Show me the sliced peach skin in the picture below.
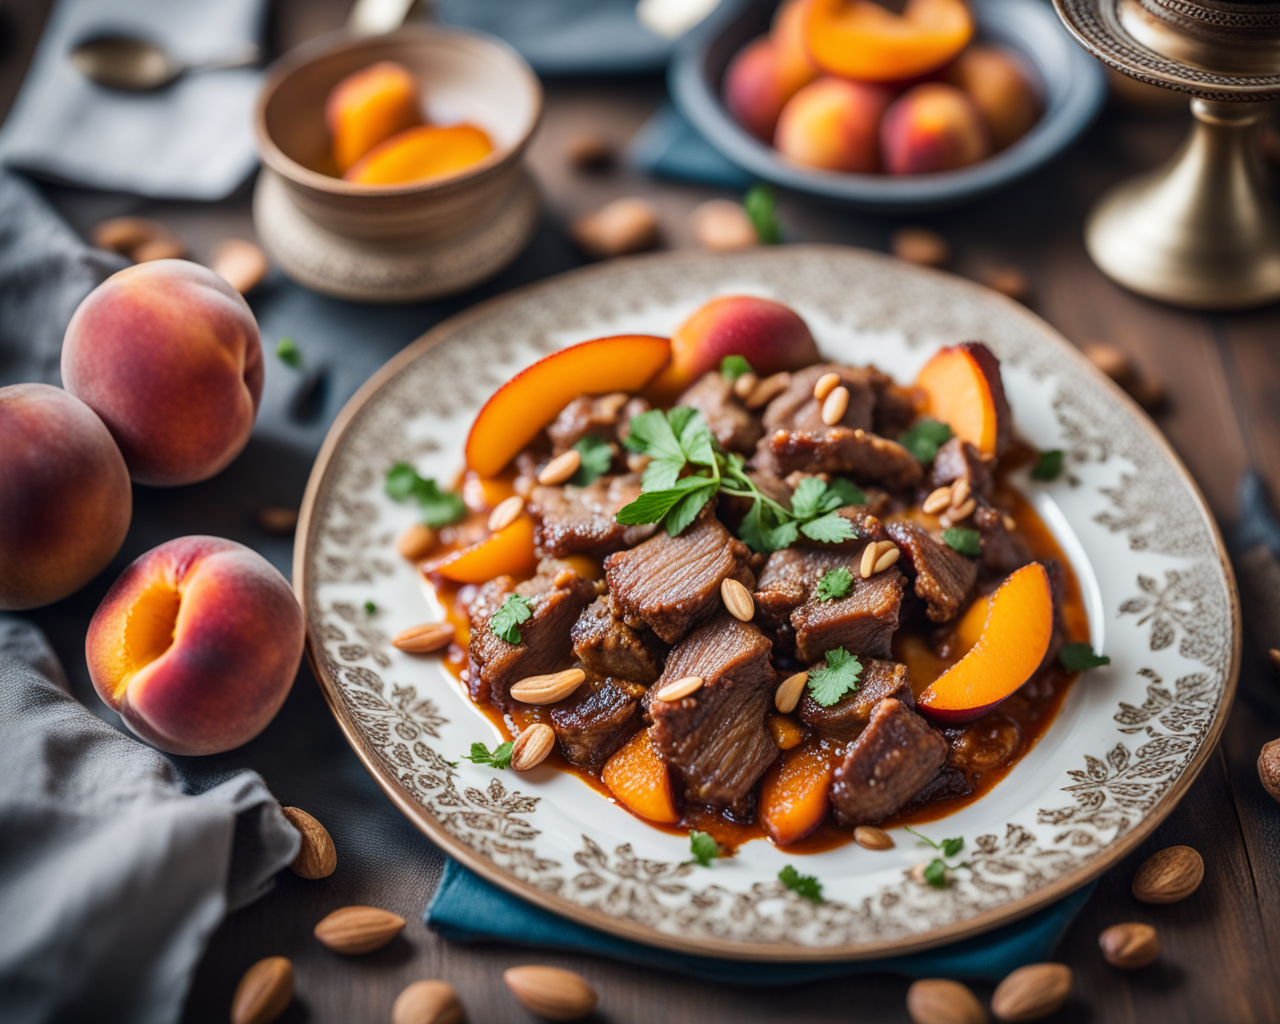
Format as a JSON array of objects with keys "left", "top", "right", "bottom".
[
  {"left": 917, "top": 562, "right": 1053, "bottom": 724},
  {"left": 423, "top": 515, "right": 537, "bottom": 584},
  {"left": 914, "top": 341, "right": 1011, "bottom": 458},
  {"left": 602, "top": 727, "right": 680, "bottom": 824},
  {"left": 344, "top": 124, "right": 494, "bottom": 186},
  {"left": 759, "top": 740, "right": 834, "bottom": 845},
  {"left": 465, "top": 335, "right": 671, "bottom": 477},
  {"left": 804, "top": 0, "right": 974, "bottom": 83}
]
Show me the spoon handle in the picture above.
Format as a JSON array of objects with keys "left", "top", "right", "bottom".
[{"left": 191, "top": 42, "right": 261, "bottom": 73}]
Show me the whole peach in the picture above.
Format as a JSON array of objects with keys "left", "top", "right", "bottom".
[
  {"left": 86, "top": 536, "right": 303, "bottom": 755},
  {"left": 774, "top": 77, "right": 891, "bottom": 173},
  {"left": 725, "top": 37, "right": 801, "bottom": 143},
  {"left": 0, "top": 384, "right": 132, "bottom": 610},
  {"left": 62, "top": 259, "right": 263, "bottom": 487},
  {"left": 945, "top": 46, "right": 1039, "bottom": 151},
  {"left": 881, "top": 82, "right": 991, "bottom": 175}
]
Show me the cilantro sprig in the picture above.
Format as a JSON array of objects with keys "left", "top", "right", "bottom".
[
  {"left": 489, "top": 594, "right": 533, "bottom": 645},
  {"left": 899, "top": 418, "right": 953, "bottom": 464},
  {"left": 906, "top": 827, "right": 966, "bottom": 888},
  {"left": 942, "top": 527, "right": 982, "bottom": 558},
  {"left": 386, "top": 462, "right": 467, "bottom": 528},
  {"left": 571, "top": 436, "right": 615, "bottom": 486},
  {"left": 688, "top": 830, "right": 720, "bottom": 867},
  {"left": 816, "top": 566, "right": 854, "bottom": 602},
  {"left": 778, "top": 864, "right": 823, "bottom": 903},
  {"left": 461, "top": 740, "right": 514, "bottom": 769},
  {"left": 720, "top": 354, "right": 754, "bottom": 381},
  {"left": 1031, "top": 449, "right": 1064, "bottom": 481},
  {"left": 807, "top": 647, "right": 862, "bottom": 707},
  {"left": 1059, "top": 642, "right": 1110, "bottom": 671}
]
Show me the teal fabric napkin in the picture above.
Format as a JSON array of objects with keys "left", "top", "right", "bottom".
[
  {"left": 627, "top": 102, "right": 755, "bottom": 189},
  {"left": 427, "top": 858, "right": 1096, "bottom": 982}
]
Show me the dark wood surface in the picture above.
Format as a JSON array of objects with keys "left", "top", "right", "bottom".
[{"left": 5, "top": 0, "right": 1280, "bottom": 1021}]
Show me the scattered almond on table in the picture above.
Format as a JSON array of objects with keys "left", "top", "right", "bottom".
[
  {"left": 1099, "top": 921, "right": 1160, "bottom": 969},
  {"left": 255, "top": 506, "right": 299, "bottom": 535},
  {"left": 1258, "top": 738, "right": 1280, "bottom": 803},
  {"left": 689, "top": 199, "right": 758, "bottom": 250},
  {"left": 1270, "top": 648, "right": 1280, "bottom": 677},
  {"left": 281, "top": 806, "right": 337, "bottom": 879},
  {"left": 906, "top": 977, "right": 988, "bottom": 1024},
  {"left": 1082, "top": 341, "right": 1166, "bottom": 412},
  {"left": 230, "top": 956, "right": 293, "bottom": 1024},
  {"left": 572, "top": 197, "right": 660, "bottom": 259},
  {"left": 392, "top": 979, "right": 466, "bottom": 1024},
  {"left": 892, "top": 227, "right": 950, "bottom": 267},
  {"left": 503, "top": 965, "right": 598, "bottom": 1021},
  {"left": 92, "top": 216, "right": 186, "bottom": 263},
  {"left": 313, "top": 905, "right": 406, "bottom": 954},
  {"left": 565, "top": 132, "right": 615, "bottom": 172},
  {"left": 212, "top": 238, "right": 269, "bottom": 294},
  {"left": 990, "top": 962, "right": 1072, "bottom": 1022},
  {"left": 981, "top": 267, "right": 1031, "bottom": 303},
  {"left": 1132, "top": 845, "right": 1203, "bottom": 904}
]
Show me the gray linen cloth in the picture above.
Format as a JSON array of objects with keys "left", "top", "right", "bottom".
[{"left": 0, "top": 0, "right": 265, "bottom": 200}]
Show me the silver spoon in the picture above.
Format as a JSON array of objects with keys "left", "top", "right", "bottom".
[{"left": 70, "top": 34, "right": 260, "bottom": 91}]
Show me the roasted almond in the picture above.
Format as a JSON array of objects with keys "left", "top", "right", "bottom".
[
  {"left": 281, "top": 806, "right": 337, "bottom": 879},
  {"left": 503, "top": 965, "right": 598, "bottom": 1020},
  {"left": 1132, "top": 845, "right": 1203, "bottom": 904},
  {"left": 511, "top": 723, "right": 556, "bottom": 771},
  {"left": 689, "top": 198, "right": 758, "bottom": 251},
  {"left": 538, "top": 449, "right": 581, "bottom": 486},
  {"left": 1099, "top": 921, "right": 1160, "bottom": 969},
  {"left": 1258, "top": 738, "right": 1280, "bottom": 803},
  {"left": 92, "top": 216, "right": 167, "bottom": 254},
  {"left": 891, "top": 226, "right": 950, "bottom": 268},
  {"left": 212, "top": 238, "right": 268, "bottom": 294},
  {"left": 393, "top": 622, "right": 456, "bottom": 654},
  {"left": 775, "top": 671, "right": 808, "bottom": 713},
  {"left": 950, "top": 477, "right": 971, "bottom": 508},
  {"left": 392, "top": 979, "right": 465, "bottom": 1024},
  {"left": 487, "top": 495, "right": 525, "bottom": 532},
  {"left": 133, "top": 235, "right": 186, "bottom": 262},
  {"left": 813, "top": 371, "right": 842, "bottom": 402},
  {"left": 949, "top": 498, "right": 976, "bottom": 522},
  {"left": 510, "top": 668, "right": 586, "bottom": 705},
  {"left": 398, "top": 523, "right": 438, "bottom": 561},
  {"left": 922, "top": 486, "right": 953, "bottom": 514},
  {"left": 860, "top": 542, "right": 879, "bottom": 579},
  {"left": 313, "top": 905, "right": 405, "bottom": 954},
  {"left": 656, "top": 675, "right": 703, "bottom": 701},
  {"left": 906, "top": 977, "right": 987, "bottom": 1024},
  {"left": 855, "top": 825, "right": 895, "bottom": 851},
  {"left": 991, "top": 963, "right": 1071, "bottom": 1022},
  {"left": 255, "top": 506, "right": 299, "bottom": 535},
  {"left": 821, "top": 385, "right": 849, "bottom": 426},
  {"left": 873, "top": 542, "right": 901, "bottom": 574},
  {"left": 572, "top": 197, "right": 659, "bottom": 259},
  {"left": 721, "top": 577, "right": 755, "bottom": 621},
  {"left": 745, "top": 371, "right": 790, "bottom": 409},
  {"left": 732, "top": 371, "right": 759, "bottom": 400},
  {"left": 1269, "top": 648, "right": 1280, "bottom": 677},
  {"left": 1082, "top": 341, "right": 1135, "bottom": 385},
  {"left": 983, "top": 267, "right": 1031, "bottom": 303},
  {"left": 231, "top": 956, "right": 293, "bottom": 1024}
]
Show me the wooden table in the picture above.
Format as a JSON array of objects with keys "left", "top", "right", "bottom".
[{"left": 5, "top": 1, "right": 1280, "bottom": 1020}]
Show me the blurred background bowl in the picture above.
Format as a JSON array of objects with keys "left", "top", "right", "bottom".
[
  {"left": 254, "top": 26, "right": 542, "bottom": 302},
  {"left": 670, "top": 0, "right": 1106, "bottom": 211}
]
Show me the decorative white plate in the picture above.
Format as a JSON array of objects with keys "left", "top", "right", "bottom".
[{"left": 295, "top": 246, "right": 1239, "bottom": 960}]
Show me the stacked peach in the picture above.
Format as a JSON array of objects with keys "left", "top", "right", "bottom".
[
  {"left": 725, "top": 0, "right": 1040, "bottom": 175},
  {"left": 326, "top": 61, "right": 494, "bottom": 187}
]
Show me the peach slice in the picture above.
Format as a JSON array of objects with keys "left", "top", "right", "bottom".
[
  {"left": 913, "top": 341, "right": 1011, "bottom": 458},
  {"left": 917, "top": 562, "right": 1054, "bottom": 724},
  {"left": 465, "top": 334, "right": 671, "bottom": 477},
  {"left": 602, "top": 727, "right": 681, "bottom": 824},
  {"left": 759, "top": 741, "right": 834, "bottom": 845},
  {"left": 343, "top": 124, "right": 494, "bottom": 187},
  {"left": 423, "top": 515, "right": 537, "bottom": 584},
  {"left": 804, "top": 0, "right": 974, "bottom": 82},
  {"left": 326, "top": 61, "right": 424, "bottom": 172}
]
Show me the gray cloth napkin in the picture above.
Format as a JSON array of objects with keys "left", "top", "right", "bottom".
[
  {"left": 0, "top": 0, "right": 265, "bottom": 200},
  {"left": 0, "top": 616, "right": 300, "bottom": 1024}
]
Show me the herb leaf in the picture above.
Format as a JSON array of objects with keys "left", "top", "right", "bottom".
[
  {"left": 571, "top": 436, "right": 615, "bottom": 486},
  {"left": 790, "top": 477, "right": 830, "bottom": 520},
  {"left": 688, "top": 830, "right": 720, "bottom": 867},
  {"left": 275, "top": 336, "right": 302, "bottom": 369},
  {"left": 942, "top": 836, "right": 964, "bottom": 858},
  {"left": 1059, "top": 642, "right": 1111, "bottom": 671},
  {"left": 363, "top": 600, "right": 377, "bottom": 615},
  {"left": 799, "top": 511, "right": 856, "bottom": 544},
  {"left": 1031, "top": 449, "right": 1064, "bottom": 481},
  {"left": 807, "top": 647, "right": 862, "bottom": 707},
  {"left": 615, "top": 474, "right": 716, "bottom": 526},
  {"left": 461, "top": 740, "right": 514, "bottom": 769},
  {"left": 778, "top": 864, "right": 823, "bottom": 903},
  {"left": 489, "top": 594, "right": 533, "bottom": 645},
  {"left": 385, "top": 462, "right": 467, "bottom": 528},
  {"left": 825, "top": 477, "right": 867, "bottom": 508},
  {"left": 664, "top": 484, "right": 717, "bottom": 536},
  {"left": 942, "top": 527, "right": 982, "bottom": 558},
  {"left": 720, "top": 355, "right": 754, "bottom": 381},
  {"left": 744, "top": 183, "right": 782, "bottom": 245},
  {"left": 816, "top": 567, "right": 854, "bottom": 602},
  {"left": 923, "top": 859, "right": 950, "bottom": 888},
  {"left": 624, "top": 408, "right": 685, "bottom": 462},
  {"left": 899, "top": 418, "right": 953, "bottom": 464}
]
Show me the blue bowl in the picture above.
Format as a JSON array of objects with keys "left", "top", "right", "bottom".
[{"left": 668, "top": 0, "right": 1106, "bottom": 211}]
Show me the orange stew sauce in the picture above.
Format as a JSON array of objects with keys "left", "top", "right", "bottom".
[{"left": 426, "top": 444, "right": 1090, "bottom": 855}]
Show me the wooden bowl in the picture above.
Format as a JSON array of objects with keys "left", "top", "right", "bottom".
[{"left": 253, "top": 27, "right": 542, "bottom": 302}]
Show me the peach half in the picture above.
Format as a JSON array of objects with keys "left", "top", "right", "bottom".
[
  {"left": 86, "top": 536, "right": 304, "bottom": 755},
  {"left": 804, "top": 0, "right": 973, "bottom": 82},
  {"left": 914, "top": 340, "right": 1011, "bottom": 458}
]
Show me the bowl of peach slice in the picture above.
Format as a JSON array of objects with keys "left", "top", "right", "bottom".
[
  {"left": 670, "top": 0, "right": 1106, "bottom": 209},
  {"left": 253, "top": 27, "right": 541, "bottom": 301}
]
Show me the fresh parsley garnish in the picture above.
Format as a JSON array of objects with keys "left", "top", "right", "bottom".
[
  {"left": 363, "top": 600, "right": 377, "bottom": 615},
  {"left": 1031, "top": 449, "right": 1064, "bottom": 481},
  {"left": 571, "top": 436, "right": 614, "bottom": 486},
  {"left": 385, "top": 462, "right": 467, "bottom": 528},
  {"left": 720, "top": 354, "right": 754, "bottom": 381},
  {"left": 489, "top": 594, "right": 533, "bottom": 645},
  {"left": 275, "top": 336, "right": 303, "bottom": 369},
  {"left": 942, "top": 527, "right": 982, "bottom": 558},
  {"left": 744, "top": 183, "right": 782, "bottom": 244},
  {"left": 1059, "top": 642, "right": 1111, "bottom": 671},
  {"left": 899, "top": 418, "right": 953, "bottom": 464},
  {"left": 688, "top": 830, "right": 720, "bottom": 867},
  {"left": 923, "top": 859, "right": 950, "bottom": 888},
  {"left": 906, "top": 827, "right": 966, "bottom": 888},
  {"left": 461, "top": 740, "right": 513, "bottom": 770},
  {"left": 778, "top": 864, "right": 823, "bottom": 903},
  {"left": 807, "top": 647, "right": 862, "bottom": 707},
  {"left": 816, "top": 566, "right": 854, "bottom": 602}
]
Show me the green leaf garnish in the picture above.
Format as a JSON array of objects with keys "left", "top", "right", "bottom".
[
  {"left": 899, "top": 418, "right": 953, "bottom": 464},
  {"left": 790, "top": 477, "right": 831, "bottom": 520},
  {"left": 1059, "top": 642, "right": 1111, "bottom": 671},
  {"left": 906, "top": 826, "right": 963, "bottom": 858},
  {"left": 571, "top": 436, "right": 615, "bottom": 486},
  {"left": 942, "top": 527, "right": 982, "bottom": 558},
  {"left": 720, "top": 354, "right": 754, "bottom": 381},
  {"left": 807, "top": 647, "right": 862, "bottom": 707},
  {"left": 799, "top": 512, "right": 855, "bottom": 544},
  {"left": 385, "top": 462, "right": 467, "bottom": 528},
  {"left": 905, "top": 828, "right": 965, "bottom": 887},
  {"left": 778, "top": 864, "right": 823, "bottom": 903},
  {"left": 816, "top": 567, "right": 854, "bottom": 602},
  {"left": 461, "top": 740, "right": 514, "bottom": 770},
  {"left": 688, "top": 830, "right": 720, "bottom": 867},
  {"left": 275, "top": 336, "right": 302, "bottom": 369},
  {"left": 1030, "top": 449, "right": 1064, "bottom": 481},
  {"left": 923, "top": 859, "right": 950, "bottom": 888},
  {"left": 363, "top": 600, "right": 377, "bottom": 615},
  {"left": 489, "top": 594, "right": 533, "bottom": 645},
  {"left": 663, "top": 484, "right": 717, "bottom": 537},
  {"left": 744, "top": 183, "right": 782, "bottom": 245},
  {"left": 825, "top": 477, "right": 867, "bottom": 508}
]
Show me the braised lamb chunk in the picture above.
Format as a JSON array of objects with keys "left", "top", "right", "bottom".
[
  {"left": 763, "top": 427, "right": 923, "bottom": 490},
  {"left": 676, "top": 372, "right": 762, "bottom": 454},
  {"left": 762, "top": 363, "right": 877, "bottom": 434},
  {"left": 946, "top": 715, "right": 1023, "bottom": 775},
  {"left": 546, "top": 392, "right": 632, "bottom": 454},
  {"left": 828, "top": 698, "right": 948, "bottom": 825},
  {"left": 927, "top": 437, "right": 994, "bottom": 498},
  {"left": 648, "top": 614, "right": 778, "bottom": 807},
  {"left": 753, "top": 546, "right": 905, "bottom": 661},
  {"left": 886, "top": 520, "right": 978, "bottom": 623},
  {"left": 466, "top": 559, "right": 597, "bottom": 708},
  {"left": 570, "top": 596, "right": 664, "bottom": 685},
  {"left": 906, "top": 766, "right": 973, "bottom": 805},
  {"left": 549, "top": 675, "right": 645, "bottom": 769},
  {"left": 797, "top": 659, "right": 913, "bottom": 741},
  {"left": 604, "top": 505, "right": 756, "bottom": 644},
  {"left": 530, "top": 474, "right": 656, "bottom": 558}
]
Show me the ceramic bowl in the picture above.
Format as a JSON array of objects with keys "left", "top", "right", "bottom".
[
  {"left": 253, "top": 27, "right": 542, "bottom": 302},
  {"left": 669, "top": 0, "right": 1107, "bottom": 211}
]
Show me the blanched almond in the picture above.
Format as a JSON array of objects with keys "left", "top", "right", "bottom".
[
  {"left": 733, "top": 371, "right": 759, "bottom": 399},
  {"left": 813, "top": 372, "right": 842, "bottom": 402},
  {"left": 906, "top": 977, "right": 987, "bottom": 1024},
  {"left": 538, "top": 450, "right": 581, "bottom": 486},
  {"left": 392, "top": 622, "right": 456, "bottom": 654},
  {"left": 892, "top": 226, "right": 950, "bottom": 267},
  {"left": 313, "top": 905, "right": 405, "bottom": 954},
  {"left": 873, "top": 543, "right": 901, "bottom": 573},
  {"left": 949, "top": 497, "right": 976, "bottom": 521},
  {"left": 398, "top": 523, "right": 438, "bottom": 561},
  {"left": 392, "top": 979, "right": 465, "bottom": 1024},
  {"left": 212, "top": 238, "right": 268, "bottom": 294},
  {"left": 745, "top": 372, "right": 790, "bottom": 409},
  {"left": 860, "top": 542, "right": 879, "bottom": 578},
  {"left": 689, "top": 199, "right": 758, "bottom": 250},
  {"left": 821, "top": 385, "right": 849, "bottom": 425},
  {"left": 775, "top": 671, "right": 808, "bottom": 713},
  {"left": 487, "top": 495, "right": 525, "bottom": 532},
  {"left": 855, "top": 825, "right": 895, "bottom": 851},
  {"left": 572, "top": 197, "right": 659, "bottom": 259},
  {"left": 1132, "top": 845, "right": 1203, "bottom": 904},
  {"left": 510, "top": 668, "right": 586, "bottom": 705},
  {"left": 991, "top": 963, "right": 1071, "bottom": 1022},
  {"left": 922, "top": 486, "right": 953, "bottom": 514},
  {"left": 132, "top": 235, "right": 185, "bottom": 262},
  {"left": 721, "top": 577, "right": 755, "bottom": 621},
  {"left": 1099, "top": 922, "right": 1159, "bottom": 969},
  {"left": 656, "top": 675, "right": 703, "bottom": 701},
  {"left": 512, "top": 723, "right": 556, "bottom": 771},
  {"left": 950, "top": 477, "right": 971, "bottom": 508},
  {"left": 503, "top": 965, "right": 598, "bottom": 1020},
  {"left": 231, "top": 956, "right": 293, "bottom": 1024},
  {"left": 281, "top": 806, "right": 337, "bottom": 879}
]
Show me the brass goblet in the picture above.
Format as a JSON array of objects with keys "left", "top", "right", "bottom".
[{"left": 1053, "top": 0, "right": 1280, "bottom": 309}]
